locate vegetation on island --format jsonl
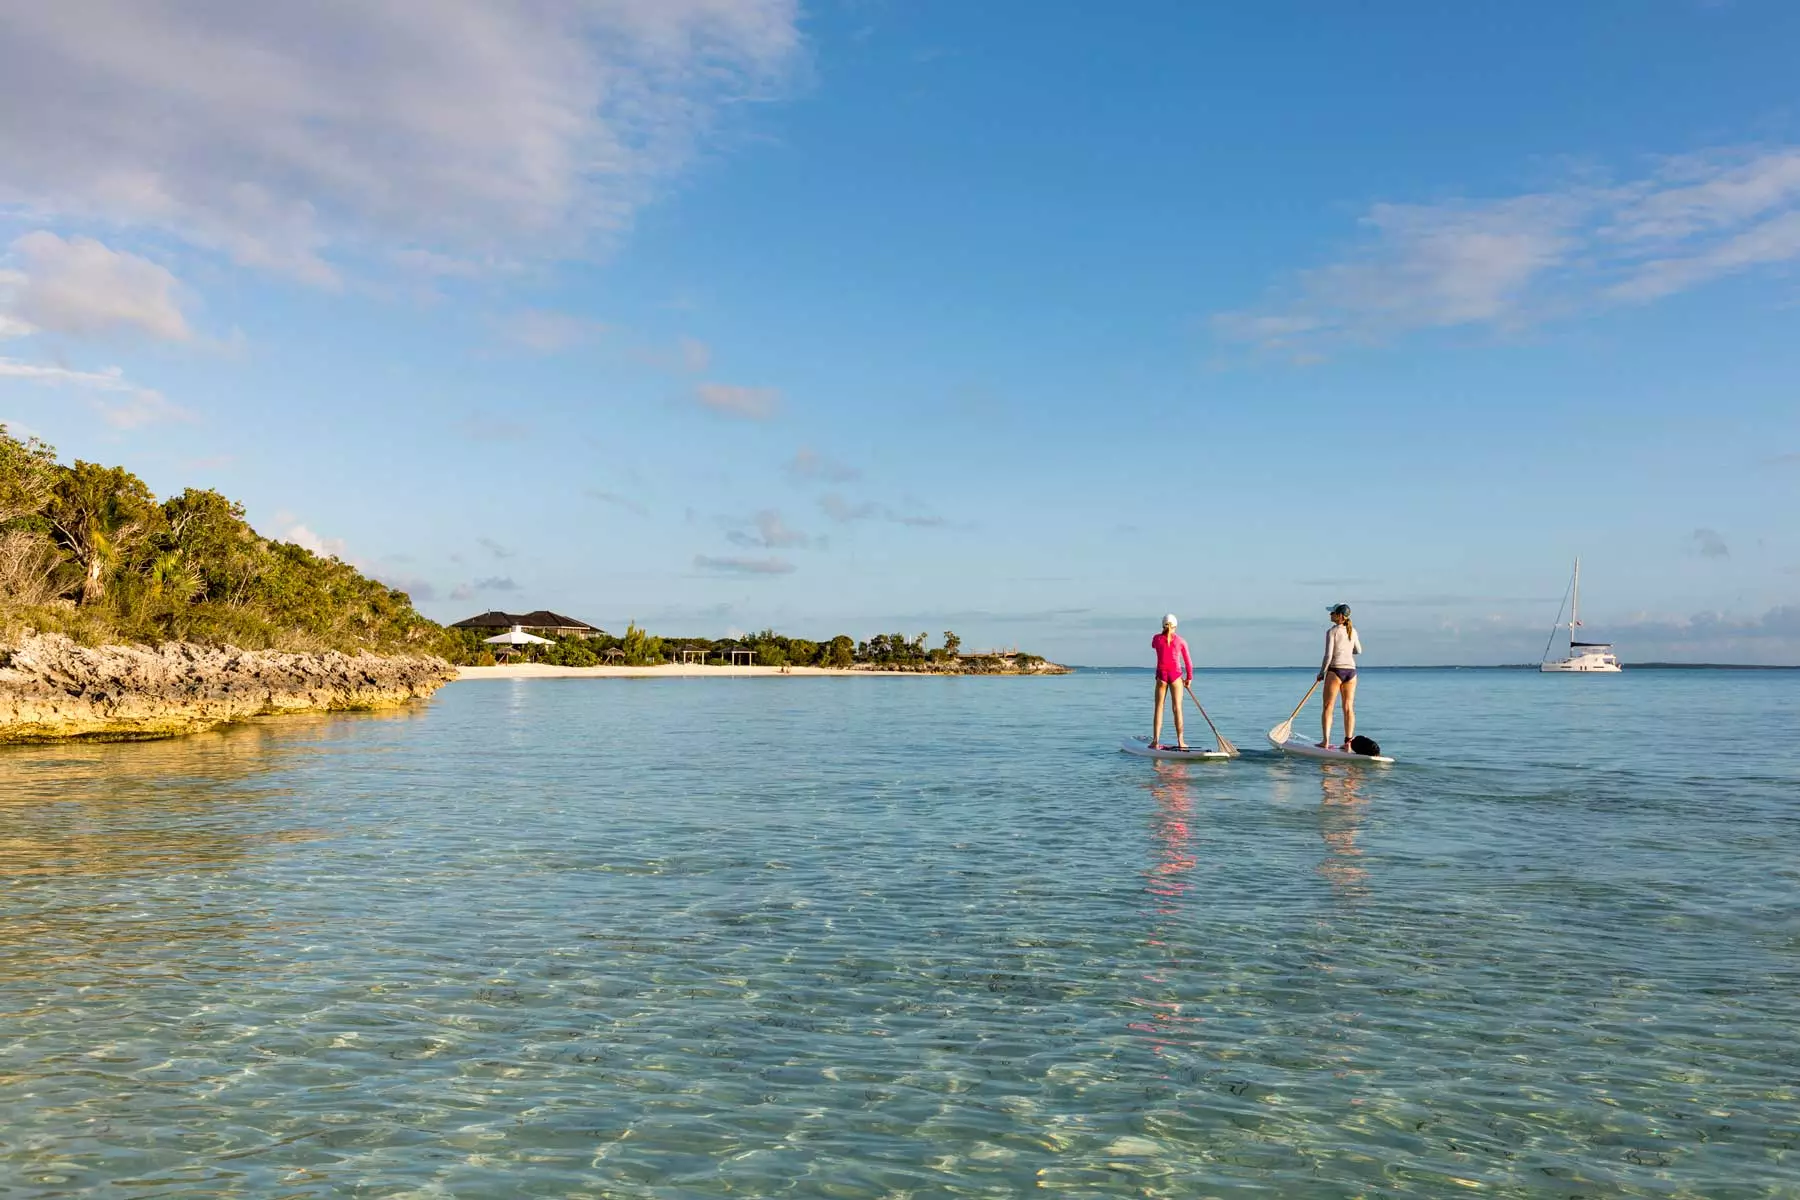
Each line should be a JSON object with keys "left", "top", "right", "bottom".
{"left": 1, "top": 426, "right": 1061, "bottom": 673}
{"left": 443, "top": 625, "right": 1059, "bottom": 673}
{"left": 0, "top": 426, "right": 442, "bottom": 655}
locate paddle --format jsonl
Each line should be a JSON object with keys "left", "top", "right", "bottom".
{"left": 1183, "top": 681, "right": 1238, "bottom": 757}
{"left": 1268, "top": 652, "right": 1331, "bottom": 745}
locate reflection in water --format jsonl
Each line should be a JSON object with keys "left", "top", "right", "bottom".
{"left": 1317, "top": 765, "right": 1369, "bottom": 900}
{"left": 1144, "top": 761, "right": 1199, "bottom": 911}
{"left": 0, "top": 715, "right": 365, "bottom": 995}
{"left": 1130, "top": 761, "right": 1205, "bottom": 1053}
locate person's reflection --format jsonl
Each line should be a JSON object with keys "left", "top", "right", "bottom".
{"left": 1144, "top": 760, "right": 1200, "bottom": 909}
{"left": 1316, "top": 765, "right": 1369, "bottom": 900}
{"left": 1129, "top": 760, "right": 1204, "bottom": 1051}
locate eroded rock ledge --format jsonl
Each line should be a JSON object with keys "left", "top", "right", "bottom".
{"left": 0, "top": 634, "right": 458, "bottom": 744}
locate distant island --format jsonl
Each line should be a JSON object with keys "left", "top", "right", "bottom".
{"left": 0, "top": 427, "right": 1062, "bottom": 742}
{"left": 444, "top": 611, "right": 1066, "bottom": 675}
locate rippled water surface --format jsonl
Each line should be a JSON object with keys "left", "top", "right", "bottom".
{"left": 3, "top": 669, "right": 1798, "bottom": 1197}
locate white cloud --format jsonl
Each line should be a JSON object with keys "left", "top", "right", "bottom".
{"left": 281, "top": 523, "right": 348, "bottom": 559}
{"left": 3, "top": 232, "right": 190, "bottom": 340}
{"left": 1218, "top": 146, "right": 1800, "bottom": 355}
{"left": 0, "top": 0, "right": 802, "bottom": 281}
{"left": 0, "top": 355, "right": 193, "bottom": 426}
{"left": 695, "top": 381, "right": 779, "bottom": 420}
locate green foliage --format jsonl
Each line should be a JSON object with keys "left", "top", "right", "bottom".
{"left": 0, "top": 424, "right": 57, "bottom": 526}
{"left": 0, "top": 426, "right": 449, "bottom": 655}
{"left": 825, "top": 635, "right": 855, "bottom": 669}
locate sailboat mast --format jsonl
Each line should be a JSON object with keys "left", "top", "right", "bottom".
{"left": 1571, "top": 557, "right": 1581, "bottom": 650}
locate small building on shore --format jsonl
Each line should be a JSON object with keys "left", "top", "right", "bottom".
{"left": 449, "top": 610, "right": 605, "bottom": 640}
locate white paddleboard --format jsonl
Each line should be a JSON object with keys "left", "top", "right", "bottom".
{"left": 1121, "top": 736, "right": 1231, "bottom": 761}
{"left": 1267, "top": 733, "right": 1394, "bottom": 764}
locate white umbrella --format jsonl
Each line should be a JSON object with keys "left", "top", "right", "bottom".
{"left": 483, "top": 625, "right": 553, "bottom": 646}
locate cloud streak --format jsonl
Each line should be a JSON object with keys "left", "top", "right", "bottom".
{"left": 818, "top": 492, "right": 948, "bottom": 528}
{"left": 695, "top": 554, "right": 795, "bottom": 575}
{"left": 585, "top": 487, "right": 648, "bottom": 516}
{"left": 787, "top": 446, "right": 859, "bottom": 483}
{"left": 726, "top": 508, "right": 813, "bottom": 549}
{"left": 695, "top": 382, "right": 779, "bottom": 420}
{"left": 0, "top": 355, "right": 192, "bottom": 427}
{"left": 1217, "top": 146, "right": 1800, "bottom": 356}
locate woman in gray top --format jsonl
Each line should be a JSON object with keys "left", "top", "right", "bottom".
{"left": 1318, "top": 603, "right": 1363, "bottom": 749}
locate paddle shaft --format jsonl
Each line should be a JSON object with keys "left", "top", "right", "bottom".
{"left": 1183, "top": 681, "right": 1236, "bottom": 755}
{"left": 1270, "top": 649, "right": 1332, "bottom": 741}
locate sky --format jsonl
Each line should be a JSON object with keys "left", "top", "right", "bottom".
{"left": 1, "top": 0, "right": 1797, "bottom": 666}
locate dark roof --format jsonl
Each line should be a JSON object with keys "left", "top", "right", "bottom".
{"left": 450, "top": 610, "right": 600, "bottom": 631}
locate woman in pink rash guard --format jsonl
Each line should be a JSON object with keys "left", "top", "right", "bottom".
{"left": 1150, "top": 613, "right": 1193, "bottom": 749}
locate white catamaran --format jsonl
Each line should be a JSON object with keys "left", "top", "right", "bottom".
{"left": 1540, "top": 558, "right": 1621, "bottom": 673}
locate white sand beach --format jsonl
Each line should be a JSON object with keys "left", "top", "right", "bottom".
{"left": 456, "top": 663, "right": 882, "bottom": 680}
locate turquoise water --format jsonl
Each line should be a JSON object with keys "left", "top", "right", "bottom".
{"left": 3, "top": 669, "right": 1798, "bottom": 1197}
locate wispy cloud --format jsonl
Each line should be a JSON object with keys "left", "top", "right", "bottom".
{"left": 633, "top": 335, "right": 712, "bottom": 374}
{"left": 726, "top": 508, "right": 813, "bottom": 549}
{"left": 1692, "top": 527, "right": 1730, "bottom": 559}
{"left": 585, "top": 487, "right": 648, "bottom": 516}
{"left": 0, "top": 1, "right": 803, "bottom": 282}
{"left": 473, "top": 576, "right": 520, "bottom": 592}
{"left": 787, "top": 446, "right": 859, "bottom": 483}
{"left": 499, "top": 309, "right": 606, "bottom": 353}
{"left": 0, "top": 355, "right": 193, "bottom": 427}
{"left": 2, "top": 232, "right": 191, "bottom": 340}
{"left": 695, "top": 554, "right": 795, "bottom": 576}
{"left": 477, "top": 536, "right": 514, "bottom": 560}
{"left": 1217, "top": 146, "right": 1800, "bottom": 356}
{"left": 818, "top": 492, "right": 948, "bottom": 528}
{"left": 695, "top": 382, "right": 779, "bottom": 420}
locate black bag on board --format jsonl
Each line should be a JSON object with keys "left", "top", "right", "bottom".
{"left": 1350, "top": 735, "right": 1381, "bottom": 757}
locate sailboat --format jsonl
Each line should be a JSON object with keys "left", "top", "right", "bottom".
{"left": 1539, "top": 558, "right": 1621, "bottom": 673}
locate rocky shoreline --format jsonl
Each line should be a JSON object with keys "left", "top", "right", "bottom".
{"left": 0, "top": 635, "right": 458, "bottom": 745}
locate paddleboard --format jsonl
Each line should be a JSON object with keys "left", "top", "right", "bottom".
{"left": 1122, "top": 736, "right": 1231, "bottom": 761}
{"left": 1267, "top": 733, "right": 1395, "bottom": 764}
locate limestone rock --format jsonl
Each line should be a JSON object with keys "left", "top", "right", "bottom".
{"left": 0, "top": 634, "right": 458, "bottom": 743}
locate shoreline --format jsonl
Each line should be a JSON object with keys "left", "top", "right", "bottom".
{"left": 456, "top": 663, "right": 1065, "bottom": 680}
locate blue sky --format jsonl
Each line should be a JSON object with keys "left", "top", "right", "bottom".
{"left": 2, "top": 0, "right": 1797, "bottom": 665}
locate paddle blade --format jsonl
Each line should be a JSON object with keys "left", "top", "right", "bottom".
{"left": 1268, "top": 720, "right": 1295, "bottom": 745}
{"left": 1217, "top": 733, "right": 1240, "bottom": 757}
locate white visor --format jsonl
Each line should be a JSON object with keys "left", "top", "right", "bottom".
{"left": 1163, "top": 613, "right": 1178, "bottom": 627}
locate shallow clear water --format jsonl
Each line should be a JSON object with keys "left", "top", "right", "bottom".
{"left": 2, "top": 669, "right": 1798, "bottom": 1198}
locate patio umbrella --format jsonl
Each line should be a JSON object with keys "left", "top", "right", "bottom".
{"left": 483, "top": 626, "right": 553, "bottom": 646}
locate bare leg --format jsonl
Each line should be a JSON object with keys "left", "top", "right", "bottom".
{"left": 1341, "top": 675, "right": 1357, "bottom": 745}
{"left": 1174, "top": 684, "right": 1187, "bottom": 748}
{"left": 1153, "top": 679, "right": 1168, "bottom": 746}
{"left": 1320, "top": 672, "right": 1342, "bottom": 747}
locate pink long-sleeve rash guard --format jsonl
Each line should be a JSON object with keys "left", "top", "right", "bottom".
{"left": 1151, "top": 632, "right": 1192, "bottom": 683}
